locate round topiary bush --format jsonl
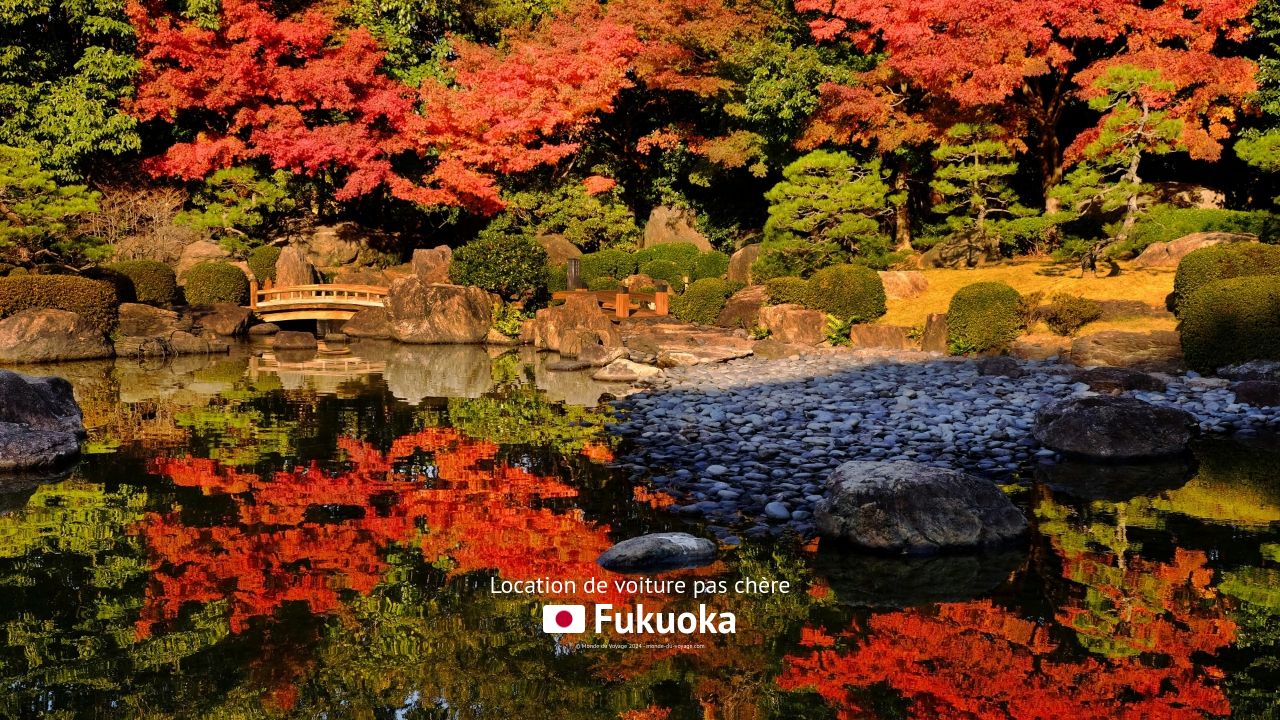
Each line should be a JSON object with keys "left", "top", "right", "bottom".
{"left": 672, "top": 278, "right": 743, "bottom": 325}
{"left": 1180, "top": 275, "right": 1280, "bottom": 373}
{"left": 0, "top": 274, "right": 119, "bottom": 333}
{"left": 248, "top": 245, "right": 282, "bottom": 283}
{"left": 690, "top": 251, "right": 730, "bottom": 281}
{"left": 578, "top": 248, "right": 636, "bottom": 282}
{"left": 1172, "top": 243, "right": 1280, "bottom": 316}
{"left": 946, "top": 281, "right": 1023, "bottom": 355}
{"left": 544, "top": 263, "right": 568, "bottom": 293}
{"left": 587, "top": 276, "right": 620, "bottom": 291}
{"left": 639, "top": 259, "right": 684, "bottom": 290}
{"left": 450, "top": 233, "right": 549, "bottom": 299}
{"left": 765, "top": 276, "right": 810, "bottom": 306}
{"left": 183, "top": 262, "right": 250, "bottom": 306}
{"left": 803, "top": 264, "right": 886, "bottom": 321}
{"left": 634, "top": 242, "right": 701, "bottom": 276}
{"left": 105, "top": 260, "right": 178, "bottom": 306}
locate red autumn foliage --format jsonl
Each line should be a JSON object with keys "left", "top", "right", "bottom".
{"left": 796, "top": 0, "right": 1258, "bottom": 190}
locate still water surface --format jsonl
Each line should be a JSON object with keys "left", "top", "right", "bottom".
{"left": 1, "top": 342, "right": 1278, "bottom": 719}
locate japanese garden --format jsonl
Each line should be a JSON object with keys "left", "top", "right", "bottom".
{"left": 2, "top": 0, "right": 1280, "bottom": 717}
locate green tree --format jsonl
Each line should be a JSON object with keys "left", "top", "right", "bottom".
{"left": 1053, "top": 66, "right": 1184, "bottom": 257}
{"left": 175, "top": 167, "right": 298, "bottom": 255}
{"left": 483, "top": 179, "right": 640, "bottom": 252}
{"left": 764, "top": 150, "right": 894, "bottom": 261}
{"left": 1236, "top": 0, "right": 1280, "bottom": 202}
{"left": 0, "top": 145, "right": 103, "bottom": 267}
{"left": 931, "top": 124, "right": 1032, "bottom": 241}
{"left": 0, "top": 0, "right": 139, "bottom": 178}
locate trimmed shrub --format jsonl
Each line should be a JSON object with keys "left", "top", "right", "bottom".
{"left": 106, "top": 260, "right": 178, "bottom": 306}
{"left": 545, "top": 263, "right": 568, "bottom": 293}
{"left": 450, "top": 233, "right": 549, "bottom": 299}
{"left": 750, "top": 239, "right": 847, "bottom": 281}
{"left": 690, "top": 250, "right": 730, "bottom": 281}
{"left": 587, "top": 276, "right": 620, "bottom": 291}
{"left": 803, "top": 264, "right": 886, "bottom": 321}
{"left": 765, "top": 276, "right": 810, "bottom": 306}
{"left": 1180, "top": 275, "right": 1280, "bottom": 373}
{"left": 0, "top": 274, "right": 119, "bottom": 333}
{"left": 1039, "top": 293, "right": 1102, "bottom": 336}
{"left": 183, "top": 262, "right": 250, "bottom": 305}
{"left": 946, "top": 282, "right": 1023, "bottom": 355}
{"left": 579, "top": 248, "right": 636, "bottom": 282}
{"left": 248, "top": 245, "right": 282, "bottom": 283}
{"left": 1118, "top": 206, "right": 1279, "bottom": 256}
{"left": 634, "top": 242, "right": 701, "bottom": 275}
{"left": 1172, "top": 243, "right": 1280, "bottom": 316}
{"left": 639, "top": 259, "right": 684, "bottom": 290}
{"left": 672, "top": 278, "right": 743, "bottom": 325}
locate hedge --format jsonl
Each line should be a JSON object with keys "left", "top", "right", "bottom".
{"left": 450, "top": 233, "right": 549, "bottom": 299}
{"left": 0, "top": 274, "right": 119, "bottom": 333}
{"left": 672, "top": 278, "right": 742, "bottom": 325}
{"left": 639, "top": 259, "right": 684, "bottom": 290}
{"left": 1172, "top": 243, "right": 1280, "bottom": 316}
{"left": 586, "top": 276, "right": 620, "bottom": 291}
{"left": 765, "top": 276, "right": 810, "bottom": 306}
{"left": 804, "top": 264, "right": 886, "bottom": 321}
{"left": 579, "top": 248, "right": 636, "bottom": 282}
{"left": 634, "top": 242, "right": 701, "bottom": 275}
{"left": 105, "top": 260, "right": 178, "bottom": 306}
{"left": 946, "top": 281, "right": 1023, "bottom": 354}
{"left": 690, "top": 250, "right": 730, "bottom": 281}
{"left": 248, "top": 245, "right": 282, "bottom": 283}
{"left": 183, "top": 262, "right": 250, "bottom": 305}
{"left": 1180, "top": 275, "right": 1280, "bottom": 373}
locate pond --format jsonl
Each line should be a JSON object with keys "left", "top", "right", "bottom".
{"left": 1, "top": 342, "right": 1279, "bottom": 719}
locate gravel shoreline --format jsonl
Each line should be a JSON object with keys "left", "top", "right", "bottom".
{"left": 606, "top": 350, "right": 1280, "bottom": 542}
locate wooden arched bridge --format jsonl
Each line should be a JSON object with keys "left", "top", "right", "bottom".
{"left": 249, "top": 279, "right": 388, "bottom": 323}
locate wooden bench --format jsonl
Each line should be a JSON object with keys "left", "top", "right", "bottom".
{"left": 551, "top": 288, "right": 670, "bottom": 319}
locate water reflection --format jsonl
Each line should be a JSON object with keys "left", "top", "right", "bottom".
{"left": 0, "top": 348, "right": 1276, "bottom": 718}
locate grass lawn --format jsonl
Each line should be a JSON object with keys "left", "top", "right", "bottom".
{"left": 879, "top": 258, "right": 1179, "bottom": 334}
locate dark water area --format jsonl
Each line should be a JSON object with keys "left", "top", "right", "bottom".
{"left": 1, "top": 343, "right": 1279, "bottom": 719}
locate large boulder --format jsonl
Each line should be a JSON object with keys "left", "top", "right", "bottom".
{"left": 189, "top": 303, "right": 254, "bottom": 336}
{"left": 642, "top": 205, "right": 712, "bottom": 251}
{"left": 878, "top": 270, "right": 929, "bottom": 301}
{"left": 386, "top": 277, "right": 492, "bottom": 344}
{"left": 758, "top": 304, "right": 825, "bottom": 345}
{"left": 849, "top": 324, "right": 914, "bottom": 351}
{"left": 920, "top": 313, "right": 949, "bottom": 353}
{"left": 304, "top": 224, "right": 364, "bottom": 266}
{"left": 274, "top": 246, "right": 319, "bottom": 287}
{"left": 0, "top": 310, "right": 113, "bottom": 363}
{"left": 815, "top": 461, "right": 1028, "bottom": 554}
{"left": 1010, "top": 333, "right": 1070, "bottom": 361}
{"left": 597, "top": 532, "right": 716, "bottom": 572}
{"left": 532, "top": 293, "right": 622, "bottom": 356}
{"left": 727, "top": 244, "right": 761, "bottom": 284}
{"left": 716, "top": 284, "right": 767, "bottom": 329}
{"left": 1218, "top": 360, "right": 1280, "bottom": 382}
{"left": 273, "top": 331, "right": 318, "bottom": 351}
{"left": 342, "top": 308, "right": 393, "bottom": 339}
{"left": 593, "top": 358, "right": 662, "bottom": 382}
{"left": 1033, "top": 396, "right": 1196, "bottom": 460}
{"left": 1130, "top": 231, "right": 1256, "bottom": 269}
{"left": 117, "top": 303, "right": 191, "bottom": 337}
{"left": 332, "top": 267, "right": 389, "bottom": 286}
{"left": 410, "top": 245, "right": 453, "bottom": 284}
{"left": 1069, "top": 330, "right": 1183, "bottom": 371}
{"left": 175, "top": 240, "right": 230, "bottom": 279}
{"left": 0, "top": 371, "right": 85, "bottom": 472}
{"left": 1076, "top": 366, "right": 1168, "bottom": 393}
{"left": 1232, "top": 380, "right": 1280, "bottom": 407}
{"left": 537, "top": 234, "right": 582, "bottom": 266}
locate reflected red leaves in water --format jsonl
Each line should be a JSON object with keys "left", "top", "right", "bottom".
{"left": 780, "top": 547, "right": 1235, "bottom": 720}
{"left": 134, "top": 428, "right": 629, "bottom": 638}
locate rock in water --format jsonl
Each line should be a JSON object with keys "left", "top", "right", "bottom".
{"left": 273, "top": 331, "right": 318, "bottom": 351}
{"left": 0, "top": 371, "right": 85, "bottom": 471}
{"left": 386, "top": 277, "right": 493, "bottom": 344}
{"left": 0, "top": 309, "right": 113, "bottom": 363}
{"left": 815, "top": 461, "right": 1028, "bottom": 554}
{"left": 1033, "top": 396, "right": 1195, "bottom": 460}
{"left": 597, "top": 532, "right": 716, "bottom": 572}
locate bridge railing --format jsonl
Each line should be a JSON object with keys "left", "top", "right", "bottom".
{"left": 250, "top": 280, "right": 389, "bottom": 310}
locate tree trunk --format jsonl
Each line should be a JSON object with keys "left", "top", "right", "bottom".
{"left": 891, "top": 160, "right": 912, "bottom": 251}
{"left": 1038, "top": 128, "right": 1064, "bottom": 211}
